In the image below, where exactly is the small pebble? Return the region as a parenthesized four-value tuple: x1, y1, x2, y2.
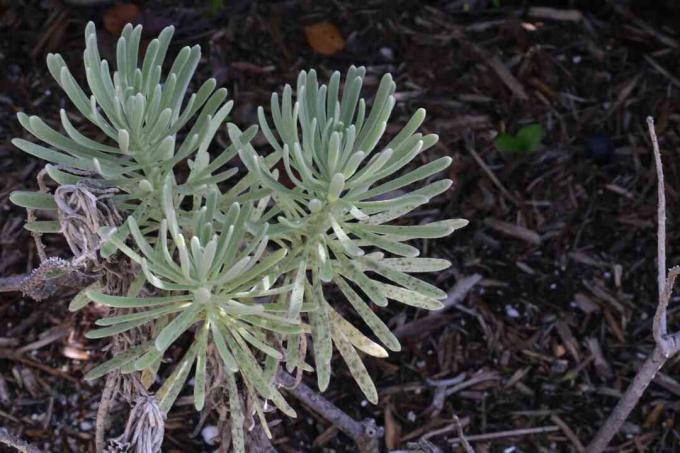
(379, 47, 394, 61)
(505, 305, 520, 318)
(201, 425, 219, 445)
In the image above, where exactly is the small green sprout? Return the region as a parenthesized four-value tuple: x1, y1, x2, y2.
(494, 123, 545, 155)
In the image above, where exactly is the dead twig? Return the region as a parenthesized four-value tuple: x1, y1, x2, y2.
(586, 118, 680, 452)
(464, 142, 520, 206)
(449, 425, 559, 445)
(459, 39, 529, 100)
(277, 370, 382, 453)
(0, 429, 41, 453)
(605, 0, 680, 50)
(551, 415, 584, 452)
(95, 370, 120, 453)
(528, 7, 583, 22)
(453, 415, 474, 453)
(0, 275, 26, 292)
(483, 219, 542, 246)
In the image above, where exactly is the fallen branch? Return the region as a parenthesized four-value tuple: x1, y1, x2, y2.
(586, 117, 680, 452)
(0, 429, 41, 453)
(277, 370, 382, 453)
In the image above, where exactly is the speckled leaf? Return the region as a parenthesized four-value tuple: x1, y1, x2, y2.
(375, 281, 444, 310)
(330, 309, 387, 358)
(335, 275, 400, 352)
(157, 342, 198, 413)
(330, 318, 378, 404)
(226, 372, 245, 453)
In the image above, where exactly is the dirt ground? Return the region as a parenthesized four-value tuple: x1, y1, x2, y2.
(2, 0, 680, 451)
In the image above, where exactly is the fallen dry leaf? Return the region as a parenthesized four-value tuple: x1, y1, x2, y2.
(103, 3, 141, 36)
(384, 404, 402, 449)
(304, 22, 345, 55)
(62, 345, 90, 361)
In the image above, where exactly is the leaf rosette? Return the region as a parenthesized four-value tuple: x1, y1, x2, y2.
(235, 67, 468, 400)
(84, 176, 298, 444)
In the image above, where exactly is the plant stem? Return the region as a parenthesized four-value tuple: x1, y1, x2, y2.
(586, 346, 666, 452)
(277, 370, 382, 453)
(586, 117, 680, 452)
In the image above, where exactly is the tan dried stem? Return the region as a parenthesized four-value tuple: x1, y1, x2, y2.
(586, 117, 680, 452)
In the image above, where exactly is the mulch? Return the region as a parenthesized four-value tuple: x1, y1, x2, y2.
(2, 0, 680, 451)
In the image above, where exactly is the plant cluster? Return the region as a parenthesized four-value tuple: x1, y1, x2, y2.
(11, 22, 465, 450)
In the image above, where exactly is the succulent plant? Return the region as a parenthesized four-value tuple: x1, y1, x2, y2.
(235, 67, 467, 401)
(11, 22, 466, 452)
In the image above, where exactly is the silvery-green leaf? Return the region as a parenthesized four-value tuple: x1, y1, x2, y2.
(95, 303, 188, 326)
(362, 258, 447, 299)
(330, 309, 388, 358)
(285, 333, 301, 373)
(24, 221, 61, 233)
(223, 327, 272, 398)
(373, 257, 451, 273)
(288, 260, 306, 320)
(194, 322, 209, 410)
(69, 281, 102, 312)
(335, 275, 400, 352)
(226, 372, 245, 453)
(86, 291, 190, 308)
(134, 348, 162, 371)
(375, 282, 444, 310)
(357, 219, 465, 240)
(10, 191, 57, 210)
(236, 325, 282, 360)
(84, 341, 152, 381)
(330, 317, 378, 404)
(210, 315, 239, 373)
(157, 342, 199, 413)
(309, 284, 331, 391)
(329, 215, 363, 257)
(350, 228, 420, 257)
(85, 317, 151, 339)
(334, 253, 387, 307)
(155, 302, 202, 352)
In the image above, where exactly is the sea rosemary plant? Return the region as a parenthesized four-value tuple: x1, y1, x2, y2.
(236, 67, 467, 401)
(11, 21, 466, 452)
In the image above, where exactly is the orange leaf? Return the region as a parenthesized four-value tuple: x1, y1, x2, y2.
(103, 3, 141, 36)
(304, 22, 345, 56)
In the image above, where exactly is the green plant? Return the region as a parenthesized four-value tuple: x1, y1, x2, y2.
(494, 122, 544, 155)
(237, 67, 467, 401)
(11, 22, 466, 451)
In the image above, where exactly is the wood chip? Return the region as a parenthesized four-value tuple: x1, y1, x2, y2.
(573, 293, 600, 314)
(585, 337, 612, 379)
(556, 321, 581, 362)
(0, 374, 10, 405)
(653, 371, 680, 397)
(484, 218, 542, 245)
(442, 274, 482, 310)
(460, 39, 529, 100)
(551, 414, 585, 451)
(529, 7, 583, 22)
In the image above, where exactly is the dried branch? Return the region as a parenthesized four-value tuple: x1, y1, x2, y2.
(277, 370, 382, 453)
(0, 274, 26, 292)
(0, 429, 41, 453)
(586, 117, 680, 452)
(95, 370, 120, 453)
